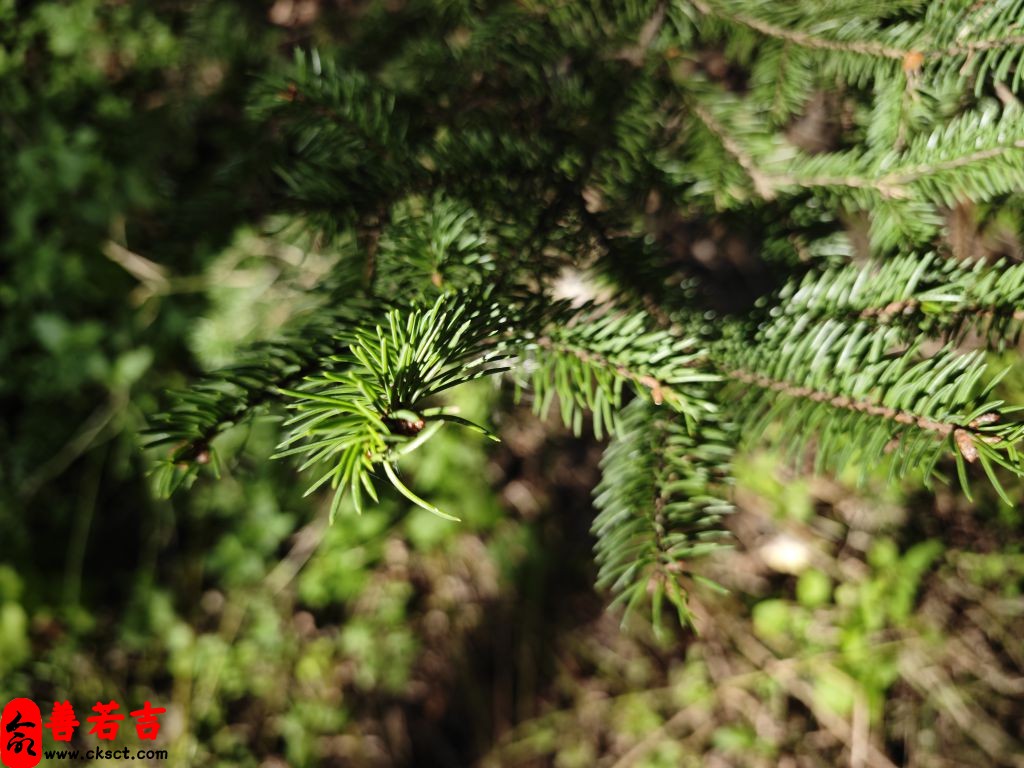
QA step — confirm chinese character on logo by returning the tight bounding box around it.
[129,702,166,741]
[43,702,79,742]
[86,701,124,741]
[0,698,42,768]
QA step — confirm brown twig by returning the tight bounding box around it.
[535,336,684,405]
[727,368,963,436]
[690,0,1024,64]
[690,102,781,200]
[688,0,907,59]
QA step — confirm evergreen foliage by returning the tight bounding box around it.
[152,0,1024,626]
[592,398,734,627]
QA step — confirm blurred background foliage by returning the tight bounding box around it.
[2,1,1024,766]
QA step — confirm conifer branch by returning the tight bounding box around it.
[522,306,718,437]
[689,101,781,200]
[533,336,678,407]
[145,308,368,496]
[147,3,1024,632]
[689,0,909,59]
[714,317,1024,499]
[685,90,1024,205]
[726,368,986,439]
[274,290,519,520]
[690,0,1024,64]
[938,35,1024,57]
[592,398,734,628]
[777,252,1024,344]
[790,140,1024,197]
